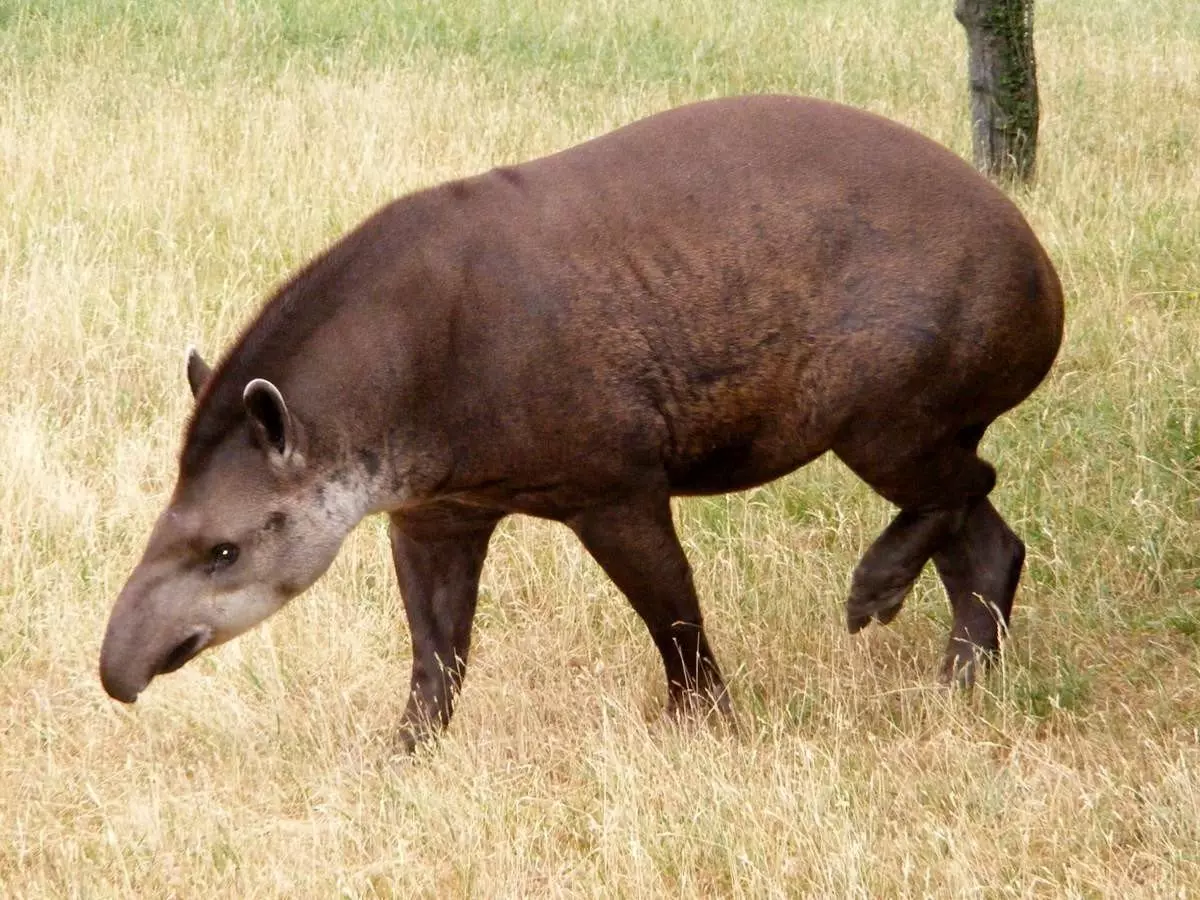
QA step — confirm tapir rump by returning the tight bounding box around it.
[100,95,1063,748]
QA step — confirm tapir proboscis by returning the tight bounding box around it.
[100,95,1063,749]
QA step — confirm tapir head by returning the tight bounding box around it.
[99,349,367,703]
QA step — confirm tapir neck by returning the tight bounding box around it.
[183,192,452,482]
[312,426,455,521]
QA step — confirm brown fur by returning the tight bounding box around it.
[100,95,1063,746]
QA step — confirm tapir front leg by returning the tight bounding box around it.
[389,511,500,751]
[569,492,732,719]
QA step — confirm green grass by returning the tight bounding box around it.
[2,0,1199,895]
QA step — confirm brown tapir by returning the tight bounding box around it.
[99,94,1063,748]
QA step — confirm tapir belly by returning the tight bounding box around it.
[665,437,827,495]
[655,358,844,496]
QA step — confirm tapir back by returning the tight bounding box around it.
[408,95,1063,499]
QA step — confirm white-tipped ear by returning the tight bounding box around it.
[243,378,296,461]
[186,345,212,399]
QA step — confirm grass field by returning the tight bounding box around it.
[2,0,1198,895]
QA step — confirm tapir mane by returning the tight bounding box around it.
[180,199,424,477]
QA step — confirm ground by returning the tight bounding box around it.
[1,0,1198,895]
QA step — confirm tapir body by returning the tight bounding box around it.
[100,95,1063,746]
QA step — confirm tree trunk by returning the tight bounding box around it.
[955,0,1040,183]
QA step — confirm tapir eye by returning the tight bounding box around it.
[208,543,240,571]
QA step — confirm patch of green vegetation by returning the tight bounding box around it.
[1008,660,1093,721]
[1128,200,1200,301]
[1131,601,1200,641]
[1,0,960,101]
[1162,610,1200,638]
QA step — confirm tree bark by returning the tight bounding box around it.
[955,0,1039,183]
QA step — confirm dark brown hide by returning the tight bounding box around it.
[100,96,1063,747]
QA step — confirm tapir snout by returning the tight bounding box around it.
[99,574,213,703]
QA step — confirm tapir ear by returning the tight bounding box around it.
[186,346,212,399]
[242,378,297,461]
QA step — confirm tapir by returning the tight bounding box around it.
[99,94,1063,748]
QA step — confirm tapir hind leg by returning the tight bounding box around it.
[844,505,968,632]
[569,492,732,719]
[389,511,500,751]
[933,497,1024,685]
[836,429,1001,653]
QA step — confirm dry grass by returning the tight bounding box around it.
[2,0,1198,895]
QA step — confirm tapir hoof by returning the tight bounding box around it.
[664,689,739,738]
[665,683,735,721]
[938,640,999,689]
[845,585,908,633]
[394,728,419,755]
[394,719,441,755]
